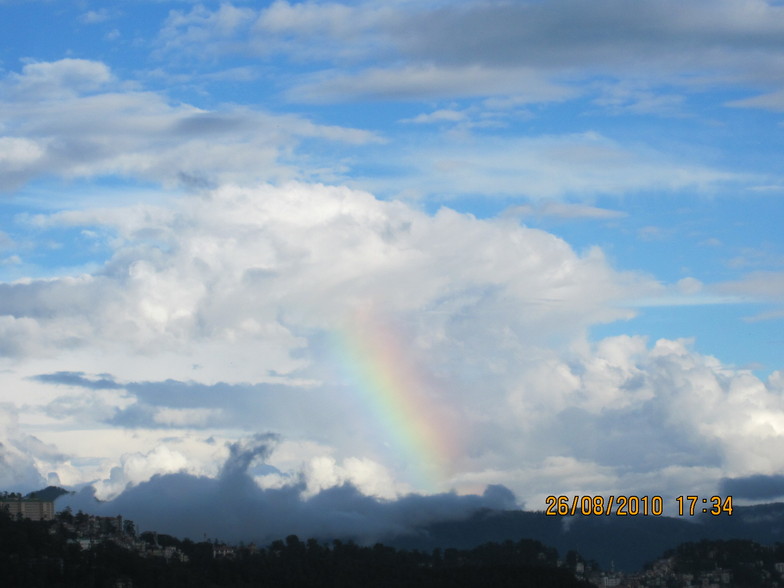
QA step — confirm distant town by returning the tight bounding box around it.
[4,488,784,587]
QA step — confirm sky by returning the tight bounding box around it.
[1,0,784,540]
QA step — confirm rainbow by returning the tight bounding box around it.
[329,307,458,492]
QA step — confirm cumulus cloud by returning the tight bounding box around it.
[0,181,645,492]
[0,180,780,505]
[0,182,649,367]
[59,435,518,544]
[4,59,113,100]
[0,404,62,492]
[91,444,194,500]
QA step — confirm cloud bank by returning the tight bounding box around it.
[0,180,780,515]
[59,435,518,544]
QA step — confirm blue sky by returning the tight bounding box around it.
[1,0,784,534]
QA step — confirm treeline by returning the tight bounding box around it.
[1,486,69,502]
[0,509,593,588]
[172,536,594,588]
[663,538,784,586]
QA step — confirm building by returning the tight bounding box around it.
[0,498,55,521]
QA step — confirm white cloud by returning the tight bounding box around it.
[5,59,113,100]
[79,9,115,24]
[303,455,402,499]
[287,65,574,103]
[0,57,750,204]
[158,3,258,56]
[715,270,784,320]
[0,180,657,495]
[0,404,57,492]
[504,201,628,220]
[719,270,784,299]
[92,444,194,500]
[676,277,703,295]
[0,59,379,191]
[0,137,46,170]
[400,109,467,124]
[377,132,741,200]
[0,181,779,506]
[255,0,370,37]
[0,182,649,370]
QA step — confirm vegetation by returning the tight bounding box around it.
[0,508,593,587]
[663,539,784,587]
[1,487,69,502]
[5,496,784,587]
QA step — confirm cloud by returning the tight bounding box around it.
[716,271,784,320]
[79,9,116,25]
[157,1,784,106]
[59,435,518,544]
[504,202,628,220]
[287,65,574,103]
[92,444,195,500]
[0,56,749,202]
[385,0,784,72]
[727,89,784,112]
[0,0,781,535]
[0,180,650,496]
[375,132,740,199]
[718,271,784,299]
[0,404,62,492]
[0,59,379,192]
[0,178,781,507]
[157,3,258,57]
[720,474,784,500]
[0,182,650,364]
[5,59,113,101]
[34,371,122,390]
[401,109,468,125]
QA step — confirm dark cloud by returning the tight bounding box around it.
[33,371,121,390]
[248,0,784,106]
[720,474,784,500]
[127,380,256,409]
[34,372,347,432]
[549,405,722,472]
[219,433,278,481]
[57,435,518,544]
[106,404,161,429]
[114,379,348,435]
[392,0,784,69]
[173,113,249,136]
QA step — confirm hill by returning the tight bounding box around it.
[388,502,784,571]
